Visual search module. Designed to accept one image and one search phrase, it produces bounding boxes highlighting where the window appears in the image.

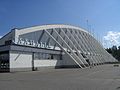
[34,52,61,60]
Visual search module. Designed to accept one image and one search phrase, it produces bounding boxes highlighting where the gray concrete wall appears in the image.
[10,51,32,72]
[62,53,78,67]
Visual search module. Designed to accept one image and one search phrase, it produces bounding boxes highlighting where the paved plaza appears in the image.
[0,64,120,90]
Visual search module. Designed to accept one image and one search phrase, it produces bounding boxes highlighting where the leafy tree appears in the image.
[106,45,120,61]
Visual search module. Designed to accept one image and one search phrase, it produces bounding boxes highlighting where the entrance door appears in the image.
[0,51,9,72]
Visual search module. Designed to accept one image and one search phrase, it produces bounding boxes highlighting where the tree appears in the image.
[106,45,120,61]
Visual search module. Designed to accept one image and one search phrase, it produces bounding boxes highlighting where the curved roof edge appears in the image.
[17,24,89,35]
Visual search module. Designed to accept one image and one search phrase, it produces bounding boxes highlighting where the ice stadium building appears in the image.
[0,24,116,72]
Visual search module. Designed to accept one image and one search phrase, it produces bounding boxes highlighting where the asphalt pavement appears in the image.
[0,64,120,90]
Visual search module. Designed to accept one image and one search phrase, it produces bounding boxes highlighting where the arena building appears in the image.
[0,24,116,72]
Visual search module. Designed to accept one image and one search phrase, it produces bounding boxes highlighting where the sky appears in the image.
[0,0,120,48]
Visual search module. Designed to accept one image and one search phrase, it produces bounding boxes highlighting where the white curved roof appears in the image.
[16,24,89,35]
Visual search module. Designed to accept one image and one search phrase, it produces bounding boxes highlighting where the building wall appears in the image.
[10,51,32,72]
[34,53,78,68]
[62,53,78,67]
[34,60,62,69]
[9,50,79,72]
[9,50,63,72]
[0,31,14,45]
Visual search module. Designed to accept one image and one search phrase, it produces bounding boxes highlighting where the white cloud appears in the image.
[103,31,120,48]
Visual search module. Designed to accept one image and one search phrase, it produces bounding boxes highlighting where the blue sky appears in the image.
[0,0,120,48]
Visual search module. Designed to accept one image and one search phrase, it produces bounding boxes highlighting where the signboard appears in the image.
[13,38,50,49]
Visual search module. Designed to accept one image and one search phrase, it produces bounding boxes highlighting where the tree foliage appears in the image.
[106,45,120,61]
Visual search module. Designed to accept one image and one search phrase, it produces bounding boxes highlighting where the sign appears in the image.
[13,38,50,49]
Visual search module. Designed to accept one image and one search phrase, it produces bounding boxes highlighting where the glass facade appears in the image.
[34,52,62,60]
